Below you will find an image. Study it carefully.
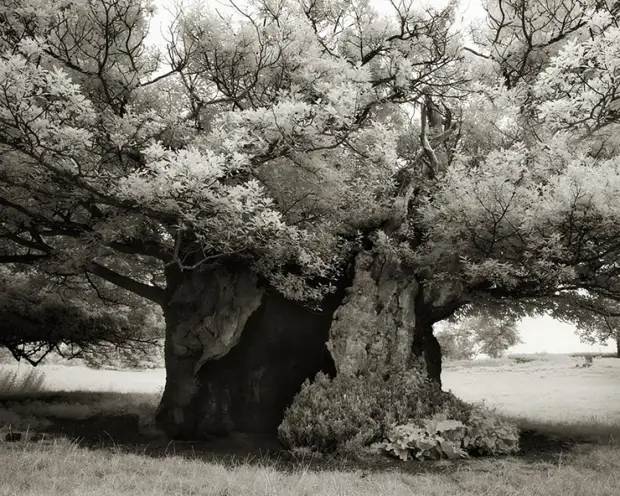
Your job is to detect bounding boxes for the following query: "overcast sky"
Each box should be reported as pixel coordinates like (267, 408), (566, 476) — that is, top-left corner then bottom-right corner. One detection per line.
(144, 0), (617, 355)
(146, 0), (487, 45)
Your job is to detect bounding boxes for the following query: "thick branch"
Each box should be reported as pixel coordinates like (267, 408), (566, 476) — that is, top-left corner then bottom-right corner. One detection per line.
(87, 262), (165, 305)
(420, 103), (439, 179)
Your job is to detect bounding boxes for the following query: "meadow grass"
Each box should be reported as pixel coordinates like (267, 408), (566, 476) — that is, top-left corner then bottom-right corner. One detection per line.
(1, 355), (620, 495)
(0, 429), (619, 496)
(443, 355), (620, 423)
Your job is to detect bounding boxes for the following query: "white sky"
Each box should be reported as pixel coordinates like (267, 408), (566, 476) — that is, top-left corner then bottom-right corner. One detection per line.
(146, 0), (487, 45)
(145, 0), (617, 355)
(514, 316), (616, 354)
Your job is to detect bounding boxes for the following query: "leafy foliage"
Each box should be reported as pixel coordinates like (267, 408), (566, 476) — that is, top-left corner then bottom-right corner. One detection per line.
(3, 0), (620, 318)
(373, 416), (470, 461)
(79, 340), (164, 370)
(0, 0), (460, 303)
(373, 407), (519, 461)
(461, 406), (520, 456)
(0, 268), (162, 366)
(278, 365), (475, 456)
(554, 294), (620, 357)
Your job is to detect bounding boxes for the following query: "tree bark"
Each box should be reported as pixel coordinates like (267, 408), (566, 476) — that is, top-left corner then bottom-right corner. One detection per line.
(155, 264), (264, 439)
(155, 264), (341, 439)
(616, 331), (620, 359)
(326, 251), (443, 385)
(327, 252), (418, 375)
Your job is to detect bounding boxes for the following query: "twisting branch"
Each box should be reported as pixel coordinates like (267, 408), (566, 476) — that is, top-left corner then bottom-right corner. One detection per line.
(420, 102), (440, 179)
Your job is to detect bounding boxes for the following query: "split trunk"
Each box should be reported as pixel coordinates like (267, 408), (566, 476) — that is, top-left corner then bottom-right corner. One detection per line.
(155, 252), (451, 439)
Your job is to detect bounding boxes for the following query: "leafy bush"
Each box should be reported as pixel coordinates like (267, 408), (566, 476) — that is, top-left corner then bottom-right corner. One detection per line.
(372, 415), (469, 461)
(278, 365), (474, 456)
(0, 367), (46, 396)
(278, 372), (388, 455)
(461, 406), (520, 456)
(373, 407), (519, 461)
(279, 364), (519, 460)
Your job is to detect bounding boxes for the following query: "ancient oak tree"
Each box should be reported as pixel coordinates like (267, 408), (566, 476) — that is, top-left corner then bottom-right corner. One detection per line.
(2, 0), (620, 438)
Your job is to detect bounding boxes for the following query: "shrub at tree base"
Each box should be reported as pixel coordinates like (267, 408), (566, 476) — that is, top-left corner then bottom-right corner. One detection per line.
(375, 418), (470, 461)
(278, 367), (519, 460)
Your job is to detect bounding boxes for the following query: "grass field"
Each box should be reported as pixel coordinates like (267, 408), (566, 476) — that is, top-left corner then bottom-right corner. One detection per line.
(0, 354), (619, 495)
(443, 354), (620, 423)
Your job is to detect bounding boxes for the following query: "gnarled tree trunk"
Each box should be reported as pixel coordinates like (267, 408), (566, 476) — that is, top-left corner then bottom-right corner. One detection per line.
(327, 251), (418, 374)
(155, 263), (341, 439)
(156, 252), (454, 439)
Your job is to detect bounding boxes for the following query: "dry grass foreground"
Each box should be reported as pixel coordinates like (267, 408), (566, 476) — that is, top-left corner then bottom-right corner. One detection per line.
(0, 354), (619, 496)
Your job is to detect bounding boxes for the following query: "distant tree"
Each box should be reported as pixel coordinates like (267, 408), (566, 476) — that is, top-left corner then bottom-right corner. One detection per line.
(437, 313), (521, 360)
(542, 292), (620, 359)
(0, 266), (163, 366)
(435, 324), (477, 360)
(580, 319), (620, 359)
(575, 310), (620, 359)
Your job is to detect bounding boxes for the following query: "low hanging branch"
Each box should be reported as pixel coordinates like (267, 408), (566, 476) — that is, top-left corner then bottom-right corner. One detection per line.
(0, 281), (161, 366)
(87, 262), (165, 305)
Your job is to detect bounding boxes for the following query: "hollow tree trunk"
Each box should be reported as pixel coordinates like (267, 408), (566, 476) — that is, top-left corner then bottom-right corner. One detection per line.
(412, 318), (442, 386)
(326, 251), (443, 385)
(156, 252), (452, 440)
(155, 264), (342, 439)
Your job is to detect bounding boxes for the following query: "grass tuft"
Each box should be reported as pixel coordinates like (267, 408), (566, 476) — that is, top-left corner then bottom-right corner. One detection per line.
(0, 366), (46, 397)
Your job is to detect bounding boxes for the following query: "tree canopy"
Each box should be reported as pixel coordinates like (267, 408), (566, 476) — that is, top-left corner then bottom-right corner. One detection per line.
(2, 0), (620, 346)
